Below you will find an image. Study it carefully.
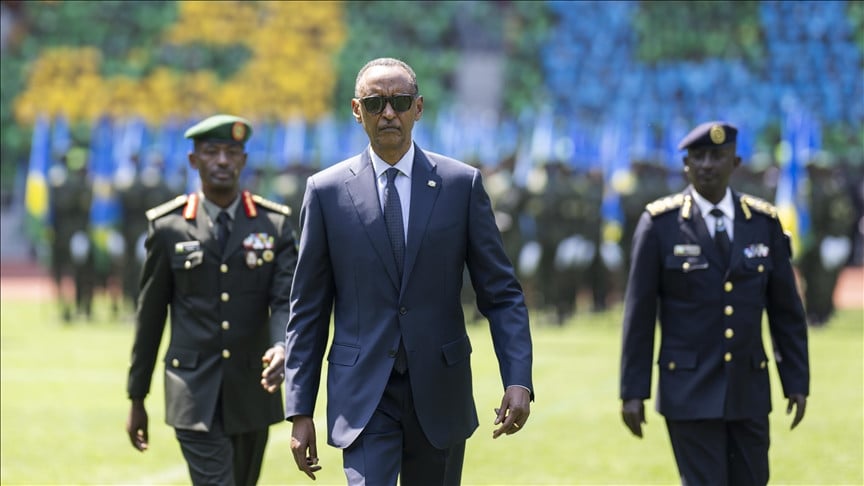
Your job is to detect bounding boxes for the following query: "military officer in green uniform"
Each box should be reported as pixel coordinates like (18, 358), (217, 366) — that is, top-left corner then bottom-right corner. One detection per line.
(798, 153), (855, 326)
(619, 121), (810, 485)
(125, 115), (298, 485)
(48, 146), (95, 322)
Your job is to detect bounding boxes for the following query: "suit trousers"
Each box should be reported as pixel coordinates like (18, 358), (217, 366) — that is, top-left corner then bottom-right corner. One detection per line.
(175, 399), (269, 486)
(665, 416), (769, 486)
(342, 369), (466, 485)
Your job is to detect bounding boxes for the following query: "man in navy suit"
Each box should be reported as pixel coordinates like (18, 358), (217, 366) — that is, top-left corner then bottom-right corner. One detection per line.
(619, 121), (810, 485)
(284, 57), (534, 485)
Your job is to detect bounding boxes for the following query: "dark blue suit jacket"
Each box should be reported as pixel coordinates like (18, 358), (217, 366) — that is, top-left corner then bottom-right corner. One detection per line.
(620, 187), (809, 420)
(284, 145), (533, 449)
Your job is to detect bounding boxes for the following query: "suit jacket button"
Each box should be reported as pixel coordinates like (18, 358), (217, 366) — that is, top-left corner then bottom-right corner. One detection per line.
(222, 349), (231, 359)
(171, 358), (180, 368)
(399, 307), (407, 316)
(724, 352), (732, 362)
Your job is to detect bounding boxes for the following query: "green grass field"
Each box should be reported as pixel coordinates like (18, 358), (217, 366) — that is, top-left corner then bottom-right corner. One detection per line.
(1, 293), (861, 485)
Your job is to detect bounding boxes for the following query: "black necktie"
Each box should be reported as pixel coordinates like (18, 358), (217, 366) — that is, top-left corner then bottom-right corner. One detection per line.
(710, 207), (730, 265)
(383, 168), (405, 277)
(383, 168), (407, 373)
(216, 210), (231, 254)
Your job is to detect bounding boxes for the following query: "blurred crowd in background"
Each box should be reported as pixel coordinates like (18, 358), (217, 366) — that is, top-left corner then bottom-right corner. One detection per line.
(1, 1), (861, 326)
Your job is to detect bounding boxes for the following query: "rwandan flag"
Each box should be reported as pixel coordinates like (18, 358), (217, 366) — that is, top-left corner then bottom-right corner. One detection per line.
(775, 106), (815, 259)
(24, 116), (52, 255)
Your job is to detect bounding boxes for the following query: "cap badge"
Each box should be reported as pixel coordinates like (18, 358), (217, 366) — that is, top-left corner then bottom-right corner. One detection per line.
(231, 121), (246, 142)
(709, 124), (726, 145)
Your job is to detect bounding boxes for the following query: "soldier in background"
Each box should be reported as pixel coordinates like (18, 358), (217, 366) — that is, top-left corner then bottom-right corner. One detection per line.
(619, 159), (670, 277)
(798, 152), (856, 327)
(48, 146), (95, 322)
(116, 151), (175, 313)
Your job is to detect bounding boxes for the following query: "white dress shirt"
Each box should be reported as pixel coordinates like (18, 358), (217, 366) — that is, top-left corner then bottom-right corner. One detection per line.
(691, 188), (735, 241)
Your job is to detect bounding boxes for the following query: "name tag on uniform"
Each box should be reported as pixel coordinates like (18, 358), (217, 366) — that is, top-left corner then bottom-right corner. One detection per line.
(175, 240), (201, 254)
(673, 244), (701, 257)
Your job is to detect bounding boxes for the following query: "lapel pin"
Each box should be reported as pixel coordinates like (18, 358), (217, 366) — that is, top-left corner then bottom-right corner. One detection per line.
(427, 180), (437, 188)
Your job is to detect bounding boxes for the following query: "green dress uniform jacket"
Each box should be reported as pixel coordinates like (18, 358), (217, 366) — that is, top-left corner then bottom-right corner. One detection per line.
(127, 191), (297, 434)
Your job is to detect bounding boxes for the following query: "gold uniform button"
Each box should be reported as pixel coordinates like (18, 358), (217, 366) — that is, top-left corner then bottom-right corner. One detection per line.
(757, 264), (764, 273)
(725, 328), (734, 339)
(724, 305), (734, 316)
(221, 292), (229, 302)
(724, 352), (732, 362)
(221, 321), (230, 330)
(171, 358), (180, 368)
(724, 281), (733, 292)
(222, 349), (231, 359)
(760, 360), (767, 369)
(184, 261), (191, 269)
(220, 264), (228, 273)
(682, 262), (690, 271)
(668, 362), (676, 371)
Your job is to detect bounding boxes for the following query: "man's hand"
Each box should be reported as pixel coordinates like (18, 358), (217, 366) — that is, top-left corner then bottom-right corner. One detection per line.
(290, 415), (322, 480)
(493, 385), (531, 438)
(260, 345), (286, 394)
(621, 399), (645, 438)
(787, 393), (806, 430)
(126, 399), (149, 452)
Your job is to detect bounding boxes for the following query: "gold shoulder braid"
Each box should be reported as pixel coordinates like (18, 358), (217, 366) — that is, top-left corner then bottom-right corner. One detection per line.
(145, 194), (188, 221)
(645, 193), (685, 217)
(251, 194), (292, 216)
(740, 194), (777, 219)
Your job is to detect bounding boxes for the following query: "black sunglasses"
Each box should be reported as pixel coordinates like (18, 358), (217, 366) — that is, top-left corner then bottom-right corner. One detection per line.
(358, 94), (416, 115)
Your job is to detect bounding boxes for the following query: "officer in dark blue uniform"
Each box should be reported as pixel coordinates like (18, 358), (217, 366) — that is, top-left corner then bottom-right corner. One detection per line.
(619, 121), (810, 485)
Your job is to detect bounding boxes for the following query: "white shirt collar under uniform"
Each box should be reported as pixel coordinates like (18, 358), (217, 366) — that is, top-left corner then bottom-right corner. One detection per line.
(691, 187), (735, 240)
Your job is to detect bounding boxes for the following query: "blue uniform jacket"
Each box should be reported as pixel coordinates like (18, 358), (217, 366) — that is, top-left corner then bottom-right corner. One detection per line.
(620, 187), (809, 420)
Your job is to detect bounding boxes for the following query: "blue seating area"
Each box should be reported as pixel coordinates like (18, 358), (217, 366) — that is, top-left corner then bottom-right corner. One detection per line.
(540, 0), (862, 162)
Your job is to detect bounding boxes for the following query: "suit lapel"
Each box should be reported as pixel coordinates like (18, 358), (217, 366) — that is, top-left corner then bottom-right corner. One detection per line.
(683, 189), (726, 270)
(403, 148), (441, 282)
(187, 200), (219, 256)
(344, 151), (401, 290)
(729, 192), (748, 270)
(224, 206), (249, 259)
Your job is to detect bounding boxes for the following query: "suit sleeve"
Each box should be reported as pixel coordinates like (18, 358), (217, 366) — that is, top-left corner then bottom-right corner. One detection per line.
(268, 213), (298, 347)
(765, 220), (810, 397)
(284, 177), (334, 418)
(620, 211), (661, 401)
(465, 170), (534, 398)
(127, 220), (172, 399)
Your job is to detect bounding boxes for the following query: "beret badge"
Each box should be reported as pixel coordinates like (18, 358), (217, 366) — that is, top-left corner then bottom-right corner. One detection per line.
(231, 121), (247, 142)
(709, 124), (726, 145)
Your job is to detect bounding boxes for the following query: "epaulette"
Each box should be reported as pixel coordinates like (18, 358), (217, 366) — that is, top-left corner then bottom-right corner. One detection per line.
(251, 194), (292, 216)
(645, 193), (685, 217)
(145, 194), (188, 221)
(740, 194), (777, 220)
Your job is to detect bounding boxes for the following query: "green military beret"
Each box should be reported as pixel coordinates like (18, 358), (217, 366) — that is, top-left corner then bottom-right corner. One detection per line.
(184, 114), (253, 144)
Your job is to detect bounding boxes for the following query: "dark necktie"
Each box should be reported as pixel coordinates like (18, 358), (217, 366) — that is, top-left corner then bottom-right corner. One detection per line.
(383, 168), (405, 277)
(383, 168), (408, 373)
(710, 207), (730, 265)
(216, 210), (231, 254)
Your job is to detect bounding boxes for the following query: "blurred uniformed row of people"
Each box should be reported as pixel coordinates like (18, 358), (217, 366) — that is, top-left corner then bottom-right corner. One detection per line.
(46, 145), (175, 323)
